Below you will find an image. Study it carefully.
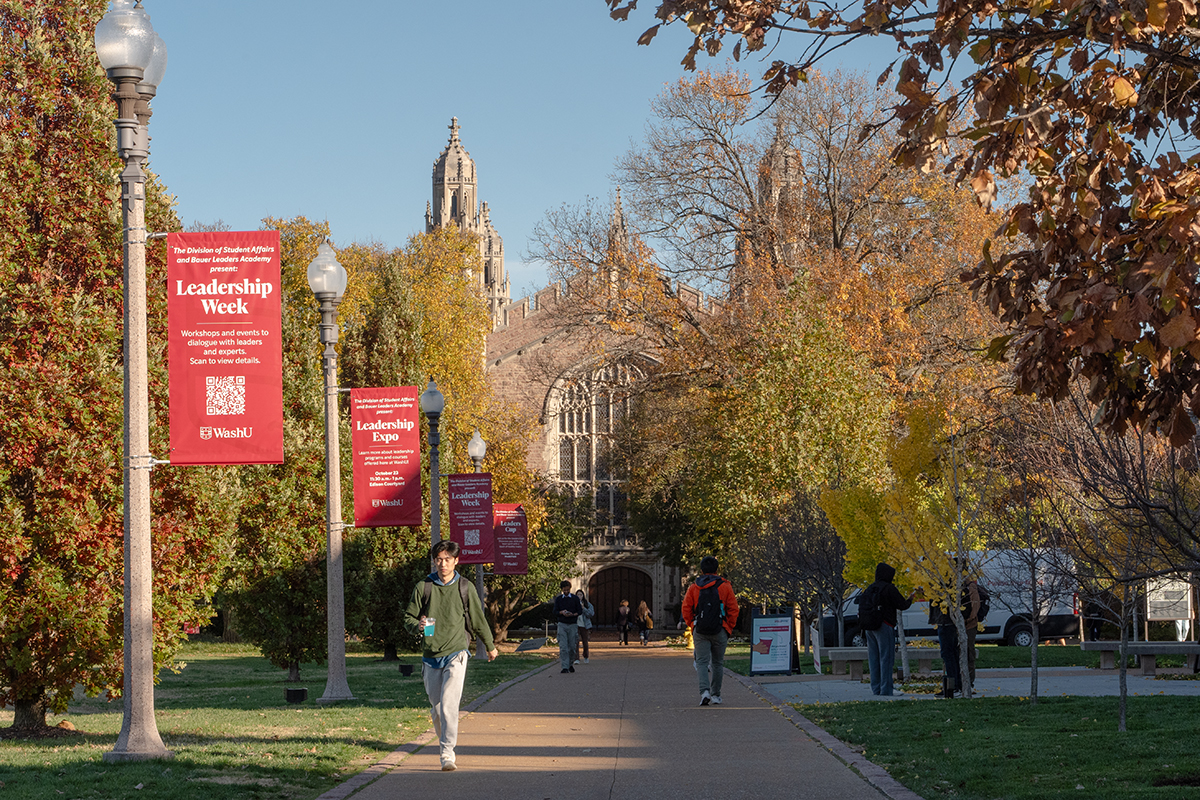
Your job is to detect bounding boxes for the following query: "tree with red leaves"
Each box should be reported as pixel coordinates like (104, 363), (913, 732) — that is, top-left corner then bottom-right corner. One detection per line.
(0, 1), (236, 735)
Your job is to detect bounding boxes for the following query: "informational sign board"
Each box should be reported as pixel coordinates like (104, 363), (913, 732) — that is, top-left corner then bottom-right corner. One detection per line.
(350, 387), (422, 527)
(749, 611), (794, 675)
(492, 503), (529, 575)
(1147, 577), (1193, 621)
(447, 473), (494, 564)
(167, 231), (283, 465)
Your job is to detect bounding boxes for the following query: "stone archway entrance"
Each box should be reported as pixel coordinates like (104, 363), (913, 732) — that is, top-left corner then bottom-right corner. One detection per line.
(589, 566), (652, 629)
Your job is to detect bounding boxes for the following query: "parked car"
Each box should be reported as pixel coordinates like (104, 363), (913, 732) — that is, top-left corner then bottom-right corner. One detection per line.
(821, 549), (1079, 648)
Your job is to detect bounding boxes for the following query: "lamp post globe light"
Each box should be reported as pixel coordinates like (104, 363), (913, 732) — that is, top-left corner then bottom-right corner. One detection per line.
(419, 380), (445, 545)
(95, 0), (172, 763)
(307, 241), (355, 703)
(467, 430), (489, 658)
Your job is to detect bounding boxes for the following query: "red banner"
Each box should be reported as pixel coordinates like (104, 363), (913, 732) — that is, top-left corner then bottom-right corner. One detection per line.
(167, 231), (283, 465)
(351, 387), (422, 527)
(493, 503), (529, 575)
(448, 473), (494, 564)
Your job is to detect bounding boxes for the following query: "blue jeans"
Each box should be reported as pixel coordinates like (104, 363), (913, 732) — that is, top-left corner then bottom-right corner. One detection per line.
(865, 624), (897, 695)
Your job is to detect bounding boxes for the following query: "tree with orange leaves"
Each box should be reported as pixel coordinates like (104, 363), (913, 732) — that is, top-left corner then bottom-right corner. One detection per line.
(608, 0), (1200, 444)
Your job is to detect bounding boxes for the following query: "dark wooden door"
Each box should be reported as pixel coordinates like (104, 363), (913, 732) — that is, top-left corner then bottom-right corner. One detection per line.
(589, 566), (652, 628)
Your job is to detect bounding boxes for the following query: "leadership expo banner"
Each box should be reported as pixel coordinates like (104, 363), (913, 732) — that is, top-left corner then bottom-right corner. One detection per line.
(350, 387), (422, 528)
(167, 231), (283, 465)
(492, 503), (529, 575)
(447, 473), (494, 564)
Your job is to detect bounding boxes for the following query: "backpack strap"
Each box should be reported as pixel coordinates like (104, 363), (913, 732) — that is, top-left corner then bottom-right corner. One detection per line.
(422, 576), (475, 636)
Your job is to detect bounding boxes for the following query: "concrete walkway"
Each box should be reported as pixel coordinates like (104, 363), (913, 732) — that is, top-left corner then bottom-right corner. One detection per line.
(325, 642), (919, 800)
(760, 665), (1200, 704)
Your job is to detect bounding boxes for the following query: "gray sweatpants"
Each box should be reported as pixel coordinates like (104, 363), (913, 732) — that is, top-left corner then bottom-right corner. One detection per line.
(558, 622), (579, 670)
(423, 650), (469, 763)
(694, 627), (729, 697)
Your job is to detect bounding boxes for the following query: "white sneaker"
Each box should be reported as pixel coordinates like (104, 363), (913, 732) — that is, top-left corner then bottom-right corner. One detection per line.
(700, 690), (711, 706)
(711, 695), (723, 705)
(573, 659), (580, 665)
(441, 759), (457, 772)
(582, 658), (589, 664)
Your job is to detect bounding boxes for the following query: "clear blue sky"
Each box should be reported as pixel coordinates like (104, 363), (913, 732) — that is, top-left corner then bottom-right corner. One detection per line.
(144, 1), (891, 298)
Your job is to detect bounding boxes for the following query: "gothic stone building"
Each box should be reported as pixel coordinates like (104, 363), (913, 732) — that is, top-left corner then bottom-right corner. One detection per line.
(426, 118), (684, 629)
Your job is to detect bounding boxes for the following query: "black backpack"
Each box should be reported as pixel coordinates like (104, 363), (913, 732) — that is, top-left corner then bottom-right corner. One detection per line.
(693, 578), (726, 635)
(857, 584), (885, 631)
(976, 584), (991, 620)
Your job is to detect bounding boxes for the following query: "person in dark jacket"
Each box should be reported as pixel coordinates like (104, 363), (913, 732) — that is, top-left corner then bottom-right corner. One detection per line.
(856, 562), (913, 696)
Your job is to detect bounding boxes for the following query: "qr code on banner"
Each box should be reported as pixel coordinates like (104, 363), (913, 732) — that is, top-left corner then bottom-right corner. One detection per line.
(465, 530), (480, 546)
(206, 376), (246, 416)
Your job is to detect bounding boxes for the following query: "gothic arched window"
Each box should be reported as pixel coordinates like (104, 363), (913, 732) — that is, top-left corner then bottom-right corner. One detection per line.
(552, 361), (644, 548)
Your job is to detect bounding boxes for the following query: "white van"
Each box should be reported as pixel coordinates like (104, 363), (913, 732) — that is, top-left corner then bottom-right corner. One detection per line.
(821, 549), (1079, 647)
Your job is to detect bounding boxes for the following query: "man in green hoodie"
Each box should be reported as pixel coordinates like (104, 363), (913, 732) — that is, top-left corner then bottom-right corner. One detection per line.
(405, 540), (497, 771)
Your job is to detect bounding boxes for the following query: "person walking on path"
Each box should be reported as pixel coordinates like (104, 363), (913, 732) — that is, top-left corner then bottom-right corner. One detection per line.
(553, 580), (583, 672)
(575, 589), (594, 664)
(404, 540), (497, 772)
(635, 600), (653, 645)
(682, 555), (739, 706)
(855, 562), (913, 697)
(616, 600), (631, 645)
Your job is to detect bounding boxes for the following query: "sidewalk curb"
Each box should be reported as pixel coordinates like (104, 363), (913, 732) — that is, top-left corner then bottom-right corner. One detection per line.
(726, 669), (925, 800)
(315, 660), (556, 800)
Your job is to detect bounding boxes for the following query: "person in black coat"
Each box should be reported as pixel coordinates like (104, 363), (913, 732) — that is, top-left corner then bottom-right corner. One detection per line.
(856, 562), (913, 696)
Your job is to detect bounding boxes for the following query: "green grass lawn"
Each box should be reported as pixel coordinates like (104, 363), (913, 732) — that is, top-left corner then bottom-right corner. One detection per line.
(802, 695), (1200, 799)
(0, 642), (550, 800)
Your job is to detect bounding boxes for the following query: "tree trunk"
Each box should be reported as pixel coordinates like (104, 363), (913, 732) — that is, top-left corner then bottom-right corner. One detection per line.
(287, 660), (301, 683)
(1118, 594), (1129, 733)
(12, 694), (48, 731)
(222, 607), (241, 643)
(382, 642), (398, 661)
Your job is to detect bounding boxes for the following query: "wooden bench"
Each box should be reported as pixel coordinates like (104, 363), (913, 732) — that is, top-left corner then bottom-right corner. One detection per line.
(1080, 641), (1200, 675)
(825, 647), (868, 680)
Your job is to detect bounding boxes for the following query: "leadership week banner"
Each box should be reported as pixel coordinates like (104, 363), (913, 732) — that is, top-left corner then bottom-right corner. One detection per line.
(448, 473), (494, 564)
(350, 386), (422, 527)
(167, 231), (283, 465)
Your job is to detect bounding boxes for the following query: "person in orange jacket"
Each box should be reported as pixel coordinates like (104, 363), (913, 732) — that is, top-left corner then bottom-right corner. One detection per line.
(682, 555), (739, 706)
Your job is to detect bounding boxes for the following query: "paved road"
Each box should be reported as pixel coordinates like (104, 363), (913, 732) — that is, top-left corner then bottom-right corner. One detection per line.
(330, 642), (914, 800)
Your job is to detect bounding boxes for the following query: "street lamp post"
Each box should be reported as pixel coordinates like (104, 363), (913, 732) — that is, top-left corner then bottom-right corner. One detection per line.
(467, 430), (488, 659)
(95, 0), (172, 763)
(420, 381), (445, 545)
(307, 241), (354, 703)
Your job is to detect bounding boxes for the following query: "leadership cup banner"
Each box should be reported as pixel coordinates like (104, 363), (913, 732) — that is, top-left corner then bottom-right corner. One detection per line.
(492, 503), (529, 575)
(350, 386), (422, 527)
(447, 473), (494, 564)
(167, 231), (283, 465)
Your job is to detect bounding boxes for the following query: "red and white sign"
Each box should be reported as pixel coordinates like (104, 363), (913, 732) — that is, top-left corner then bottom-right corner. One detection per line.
(492, 503), (529, 575)
(167, 231), (283, 465)
(448, 473), (494, 564)
(350, 386), (422, 527)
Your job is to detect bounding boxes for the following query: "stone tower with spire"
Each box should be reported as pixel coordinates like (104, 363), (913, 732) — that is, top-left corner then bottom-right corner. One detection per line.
(425, 117), (510, 327)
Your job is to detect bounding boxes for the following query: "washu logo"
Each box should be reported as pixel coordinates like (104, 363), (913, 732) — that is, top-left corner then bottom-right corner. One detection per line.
(207, 427), (254, 439)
